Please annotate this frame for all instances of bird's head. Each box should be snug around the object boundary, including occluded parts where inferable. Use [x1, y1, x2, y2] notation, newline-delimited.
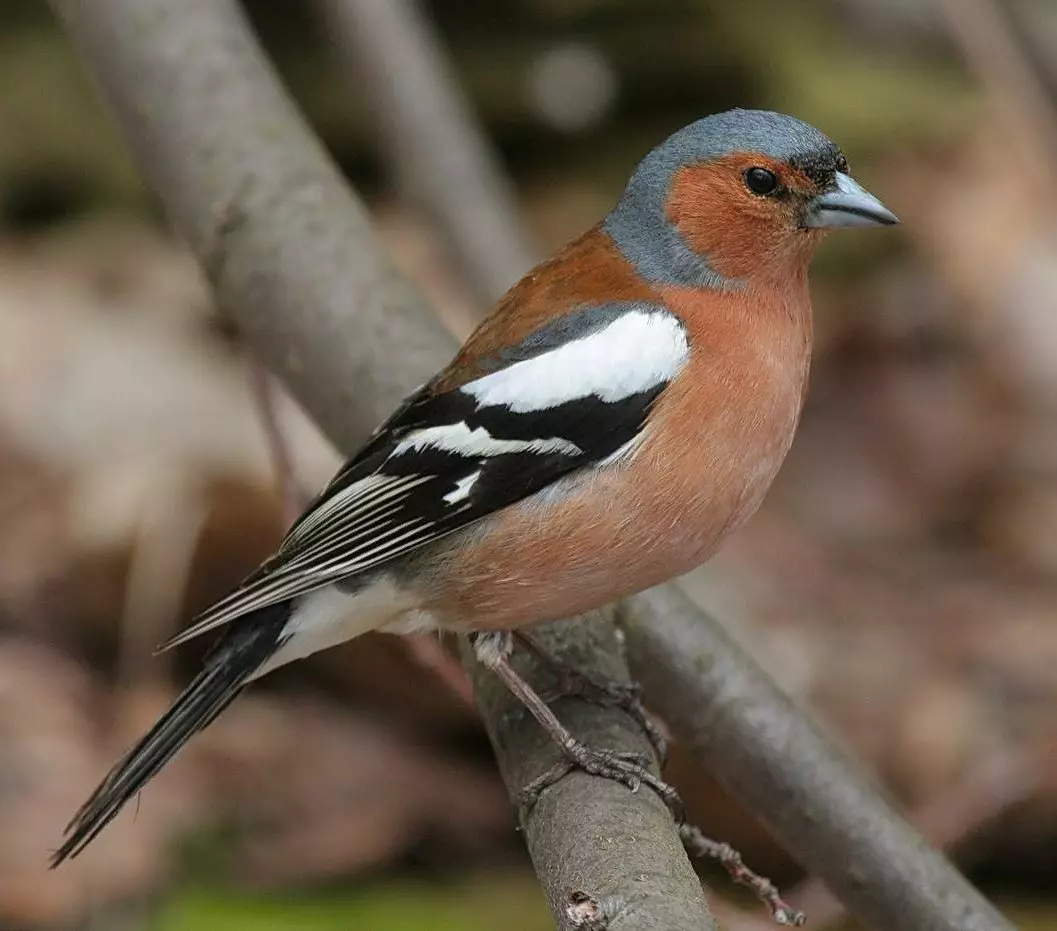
[605, 109, 898, 290]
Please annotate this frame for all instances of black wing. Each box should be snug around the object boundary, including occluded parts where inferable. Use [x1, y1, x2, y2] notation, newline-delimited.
[160, 303, 686, 649]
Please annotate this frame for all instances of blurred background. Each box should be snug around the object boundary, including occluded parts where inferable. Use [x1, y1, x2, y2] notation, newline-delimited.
[2, 0, 1057, 928]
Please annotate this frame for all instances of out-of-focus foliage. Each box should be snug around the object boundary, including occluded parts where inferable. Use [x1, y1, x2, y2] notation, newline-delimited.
[153, 878, 549, 931]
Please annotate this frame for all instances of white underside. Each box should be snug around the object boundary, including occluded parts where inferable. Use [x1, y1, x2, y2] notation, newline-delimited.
[250, 577, 436, 679]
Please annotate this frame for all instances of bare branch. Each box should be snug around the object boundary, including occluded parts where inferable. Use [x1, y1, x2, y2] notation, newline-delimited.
[710, 745, 1039, 930]
[318, 0, 536, 303]
[463, 617, 713, 930]
[45, 1, 713, 926]
[680, 825, 805, 927]
[52, 0, 453, 455]
[404, 634, 476, 708]
[619, 586, 1016, 931]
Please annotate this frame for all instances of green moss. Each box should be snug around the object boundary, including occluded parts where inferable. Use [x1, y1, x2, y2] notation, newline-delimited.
[153, 876, 551, 931]
[0, 33, 142, 201]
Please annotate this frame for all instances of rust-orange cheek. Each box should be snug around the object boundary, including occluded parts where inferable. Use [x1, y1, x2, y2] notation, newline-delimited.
[665, 156, 814, 283]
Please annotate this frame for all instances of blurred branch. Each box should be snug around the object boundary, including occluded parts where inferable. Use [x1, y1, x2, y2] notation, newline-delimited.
[620, 586, 1016, 931]
[117, 482, 207, 691]
[317, 0, 535, 304]
[708, 745, 1039, 930]
[51, 2, 451, 457]
[999, 0, 1057, 111]
[45, 1, 713, 927]
[248, 360, 309, 526]
[934, 0, 1057, 166]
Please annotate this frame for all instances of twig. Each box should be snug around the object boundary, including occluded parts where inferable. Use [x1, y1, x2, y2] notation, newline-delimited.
[248, 358, 308, 527]
[116, 480, 208, 692]
[404, 634, 476, 708]
[680, 825, 805, 927]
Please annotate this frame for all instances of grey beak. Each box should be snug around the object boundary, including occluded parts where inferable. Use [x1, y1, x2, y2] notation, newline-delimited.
[802, 172, 899, 229]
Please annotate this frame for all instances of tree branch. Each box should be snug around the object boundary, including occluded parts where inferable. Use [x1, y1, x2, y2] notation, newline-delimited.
[45, 1, 713, 926]
[317, 0, 535, 304]
[463, 616, 713, 930]
[51, 0, 452, 455]
[710, 743, 1038, 930]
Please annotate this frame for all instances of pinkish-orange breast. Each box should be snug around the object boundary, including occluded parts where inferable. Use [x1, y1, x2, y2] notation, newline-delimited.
[424, 282, 814, 631]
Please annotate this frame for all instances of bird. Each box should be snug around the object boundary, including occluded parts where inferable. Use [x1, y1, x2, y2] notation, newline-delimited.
[51, 108, 897, 865]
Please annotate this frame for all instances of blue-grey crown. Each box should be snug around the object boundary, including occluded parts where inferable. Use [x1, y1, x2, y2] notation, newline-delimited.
[604, 109, 840, 290]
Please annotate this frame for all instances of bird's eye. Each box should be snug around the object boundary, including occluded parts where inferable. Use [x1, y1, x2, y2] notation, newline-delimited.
[744, 167, 779, 196]
[836, 153, 849, 174]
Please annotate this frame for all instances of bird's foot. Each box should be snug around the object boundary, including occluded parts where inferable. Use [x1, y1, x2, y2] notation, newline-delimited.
[516, 745, 684, 820]
[472, 631, 683, 821]
[514, 630, 668, 766]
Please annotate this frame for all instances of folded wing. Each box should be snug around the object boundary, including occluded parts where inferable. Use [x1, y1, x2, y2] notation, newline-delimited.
[159, 303, 688, 650]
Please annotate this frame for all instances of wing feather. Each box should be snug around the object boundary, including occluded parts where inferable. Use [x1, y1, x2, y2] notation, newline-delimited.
[159, 303, 688, 652]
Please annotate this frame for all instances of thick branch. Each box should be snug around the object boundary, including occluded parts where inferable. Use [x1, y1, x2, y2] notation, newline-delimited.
[50, 0, 451, 454]
[463, 617, 712, 930]
[318, 0, 535, 303]
[46, 1, 712, 926]
[620, 586, 1015, 931]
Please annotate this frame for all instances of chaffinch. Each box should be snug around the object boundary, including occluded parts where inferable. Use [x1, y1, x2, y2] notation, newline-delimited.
[53, 108, 897, 864]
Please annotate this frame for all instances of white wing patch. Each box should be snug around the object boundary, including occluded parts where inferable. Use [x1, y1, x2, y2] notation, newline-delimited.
[393, 423, 581, 458]
[462, 310, 689, 413]
[443, 469, 481, 504]
[160, 305, 685, 654]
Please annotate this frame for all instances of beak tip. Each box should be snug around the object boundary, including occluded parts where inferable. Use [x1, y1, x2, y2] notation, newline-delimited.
[804, 172, 899, 230]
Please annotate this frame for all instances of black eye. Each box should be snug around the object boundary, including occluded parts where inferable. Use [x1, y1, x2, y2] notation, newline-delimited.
[836, 153, 849, 173]
[744, 167, 779, 195]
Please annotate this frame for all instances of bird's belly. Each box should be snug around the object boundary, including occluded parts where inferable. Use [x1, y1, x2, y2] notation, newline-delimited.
[423, 419, 792, 631]
[252, 578, 432, 676]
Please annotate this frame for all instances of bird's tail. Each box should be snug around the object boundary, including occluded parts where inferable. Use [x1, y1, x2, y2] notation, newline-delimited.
[50, 602, 291, 867]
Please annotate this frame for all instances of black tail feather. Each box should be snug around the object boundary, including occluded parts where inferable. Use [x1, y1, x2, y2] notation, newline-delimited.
[50, 603, 290, 866]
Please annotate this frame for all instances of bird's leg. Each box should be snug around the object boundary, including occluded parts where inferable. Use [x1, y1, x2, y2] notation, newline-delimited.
[472, 631, 683, 819]
[513, 629, 668, 766]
